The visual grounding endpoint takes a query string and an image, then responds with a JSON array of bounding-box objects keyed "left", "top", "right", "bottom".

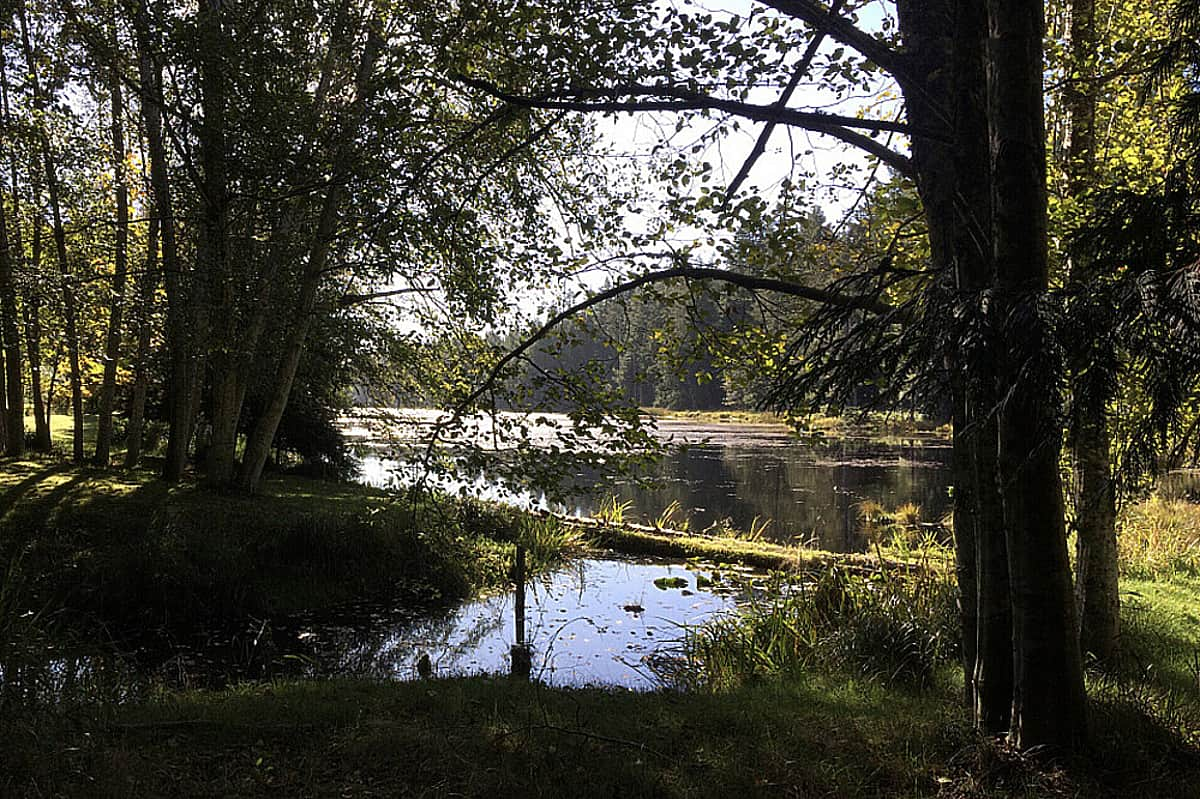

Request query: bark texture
[
  {"left": 987, "top": 0, "right": 1087, "bottom": 750},
  {"left": 1064, "top": 0, "right": 1120, "bottom": 662}
]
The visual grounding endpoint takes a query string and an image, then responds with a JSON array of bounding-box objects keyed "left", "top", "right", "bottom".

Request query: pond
[
  {"left": 355, "top": 414, "right": 953, "bottom": 552},
  {"left": 113, "top": 557, "right": 745, "bottom": 692}
]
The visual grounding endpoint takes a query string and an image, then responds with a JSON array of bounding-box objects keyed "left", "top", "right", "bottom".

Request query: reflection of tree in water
[
  {"left": 296, "top": 598, "right": 511, "bottom": 679},
  {"left": 609, "top": 441, "right": 952, "bottom": 552}
]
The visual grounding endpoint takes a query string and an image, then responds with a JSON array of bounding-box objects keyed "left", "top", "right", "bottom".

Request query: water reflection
[
  {"left": 359, "top": 437, "right": 953, "bottom": 552},
  {"left": 131, "top": 558, "right": 740, "bottom": 691}
]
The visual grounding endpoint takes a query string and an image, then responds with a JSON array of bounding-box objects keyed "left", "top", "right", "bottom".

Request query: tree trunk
[
  {"left": 0, "top": 204, "right": 19, "bottom": 457},
  {"left": 950, "top": 401, "right": 979, "bottom": 708},
  {"left": 895, "top": 0, "right": 1010, "bottom": 733},
  {"left": 238, "top": 23, "right": 383, "bottom": 493},
  {"left": 19, "top": 0, "right": 84, "bottom": 462},
  {"left": 129, "top": 1, "right": 192, "bottom": 482},
  {"left": 123, "top": 214, "right": 159, "bottom": 468},
  {"left": 23, "top": 202, "right": 50, "bottom": 450},
  {"left": 0, "top": 46, "right": 25, "bottom": 456},
  {"left": 987, "top": 0, "right": 1087, "bottom": 751},
  {"left": 1064, "top": 0, "right": 1120, "bottom": 662},
  {"left": 95, "top": 18, "right": 131, "bottom": 467},
  {"left": 1073, "top": 407, "right": 1119, "bottom": 660},
  {"left": 195, "top": 0, "right": 239, "bottom": 488}
]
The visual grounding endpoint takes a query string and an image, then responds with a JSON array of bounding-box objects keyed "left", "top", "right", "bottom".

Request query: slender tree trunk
[
  {"left": 950, "top": 402, "right": 979, "bottom": 707},
  {"left": 95, "top": 19, "right": 131, "bottom": 466},
  {"left": 23, "top": 205, "right": 50, "bottom": 450},
  {"left": 987, "top": 0, "right": 1087, "bottom": 751},
  {"left": 0, "top": 167, "right": 21, "bottom": 459},
  {"left": 238, "top": 22, "right": 382, "bottom": 493},
  {"left": 0, "top": 47, "right": 24, "bottom": 456},
  {"left": 123, "top": 214, "right": 159, "bottom": 468},
  {"left": 0, "top": 345, "right": 8, "bottom": 448},
  {"left": 19, "top": 0, "right": 84, "bottom": 462},
  {"left": 129, "top": 2, "right": 191, "bottom": 482},
  {"left": 1064, "top": 0, "right": 1120, "bottom": 662},
  {"left": 1073, "top": 409, "right": 1119, "bottom": 658}
]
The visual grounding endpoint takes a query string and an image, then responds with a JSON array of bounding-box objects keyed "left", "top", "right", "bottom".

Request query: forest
[{"left": 1, "top": 0, "right": 1199, "bottom": 795}]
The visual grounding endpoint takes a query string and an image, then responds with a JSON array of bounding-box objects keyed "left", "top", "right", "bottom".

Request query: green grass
[
  {"left": 641, "top": 407, "right": 794, "bottom": 425},
  {"left": 23, "top": 412, "right": 98, "bottom": 450},
  {"left": 0, "top": 458, "right": 546, "bottom": 628},
  {"left": 640, "top": 407, "right": 953, "bottom": 441},
  {"left": 1110, "top": 576, "right": 1200, "bottom": 699},
  {"left": 0, "top": 676, "right": 975, "bottom": 797},
  {"left": 5, "top": 658, "right": 1197, "bottom": 798}
]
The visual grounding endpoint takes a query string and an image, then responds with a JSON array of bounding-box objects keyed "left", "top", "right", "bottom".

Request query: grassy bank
[
  {"left": 582, "top": 520, "right": 938, "bottom": 573},
  {"left": 4, "top": 604, "right": 1197, "bottom": 798},
  {"left": 0, "top": 459, "right": 569, "bottom": 630},
  {"left": 642, "top": 407, "right": 952, "bottom": 440}
]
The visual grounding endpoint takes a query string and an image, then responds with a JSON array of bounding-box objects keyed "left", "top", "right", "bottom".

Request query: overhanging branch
[
  {"left": 450, "top": 263, "right": 896, "bottom": 416},
  {"left": 758, "top": 0, "right": 911, "bottom": 84},
  {"left": 725, "top": 0, "right": 848, "bottom": 203},
  {"left": 457, "top": 76, "right": 917, "bottom": 178}
]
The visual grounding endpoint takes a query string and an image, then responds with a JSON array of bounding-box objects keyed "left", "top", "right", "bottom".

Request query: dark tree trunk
[
  {"left": 196, "top": 0, "right": 239, "bottom": 488},
  {"left": 23, "top": 201, "right": 50, "bottom": 450},
  {"left": 895, "top": 0, "right": 1010, "bottom": 733},
  {"left": 0, "top": 204, "right": 19, "bottom": 457},
  {"left": 969, "top": 412, "right": 1011, "bottom": 734},
  {"left": 950, "top": 403, "right": 979, "bottom": 707},
  {"left": 0, "top": 46, "right": 24, "bottom": 456},
  {"left": 95, "top": 18, "right": 131, "bottom": 467},
  {"left": 987, "top": 0, "right": 1087, "bottom": 751},
  {"left": 1073, "top": 408, "right": 1119, "bottom": 659},
  {"left": 123, "top": 214, "right": 159, "bottom": 468}
]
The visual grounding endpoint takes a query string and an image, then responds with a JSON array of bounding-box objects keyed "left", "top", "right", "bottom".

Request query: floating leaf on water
[{"left": 653, "top": 576, "right": 689, "bottom": 590}]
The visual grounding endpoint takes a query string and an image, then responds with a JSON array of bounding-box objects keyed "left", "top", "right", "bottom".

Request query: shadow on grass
[{"left": 0, "top": 462, "right": 72, "bottom": 522}]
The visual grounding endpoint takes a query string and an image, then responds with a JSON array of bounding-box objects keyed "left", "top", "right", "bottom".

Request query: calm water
[
  {"left": 359, "top": 430, "right": 953, "bottom": 552},
  {"left": 118, "top": 558, "right": 742, "bottom": 691}
]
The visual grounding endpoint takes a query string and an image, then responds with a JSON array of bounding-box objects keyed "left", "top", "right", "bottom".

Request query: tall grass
[
  {"left": 1119, "top": 497, "right": 1200, "bottom": 579},
  {"left": 654, "top": 564, "right": 960, "bottom": 692}
]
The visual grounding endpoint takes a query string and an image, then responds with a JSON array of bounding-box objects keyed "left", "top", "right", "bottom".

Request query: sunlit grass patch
[{"left": 1119, "top": 497, "right": 1200, "bottom": 579}]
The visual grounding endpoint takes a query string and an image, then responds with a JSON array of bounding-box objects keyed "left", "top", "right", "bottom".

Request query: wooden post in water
[{"left": 510, "top": 544, "right": 531, "bottom": 679}]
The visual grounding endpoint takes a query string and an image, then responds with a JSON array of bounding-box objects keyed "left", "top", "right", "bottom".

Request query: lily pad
[{"left": 653, "top": 576, "right": 689, "bottom": 590}]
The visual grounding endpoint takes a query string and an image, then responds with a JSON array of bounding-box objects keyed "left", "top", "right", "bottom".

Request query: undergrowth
[{"left": 655, "top": 562, "right": 960, "bottom": 692}]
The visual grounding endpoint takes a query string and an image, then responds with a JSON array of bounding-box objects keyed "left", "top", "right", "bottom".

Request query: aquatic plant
[
  {"left": 517, "top": 516, "right": 583, "bottom": 573},
  {"left": 593, "top": 496, "right": 633, "bottom": 525},
  {"left": 654, "top": 500, "right": 690, "bottom": 532}
]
